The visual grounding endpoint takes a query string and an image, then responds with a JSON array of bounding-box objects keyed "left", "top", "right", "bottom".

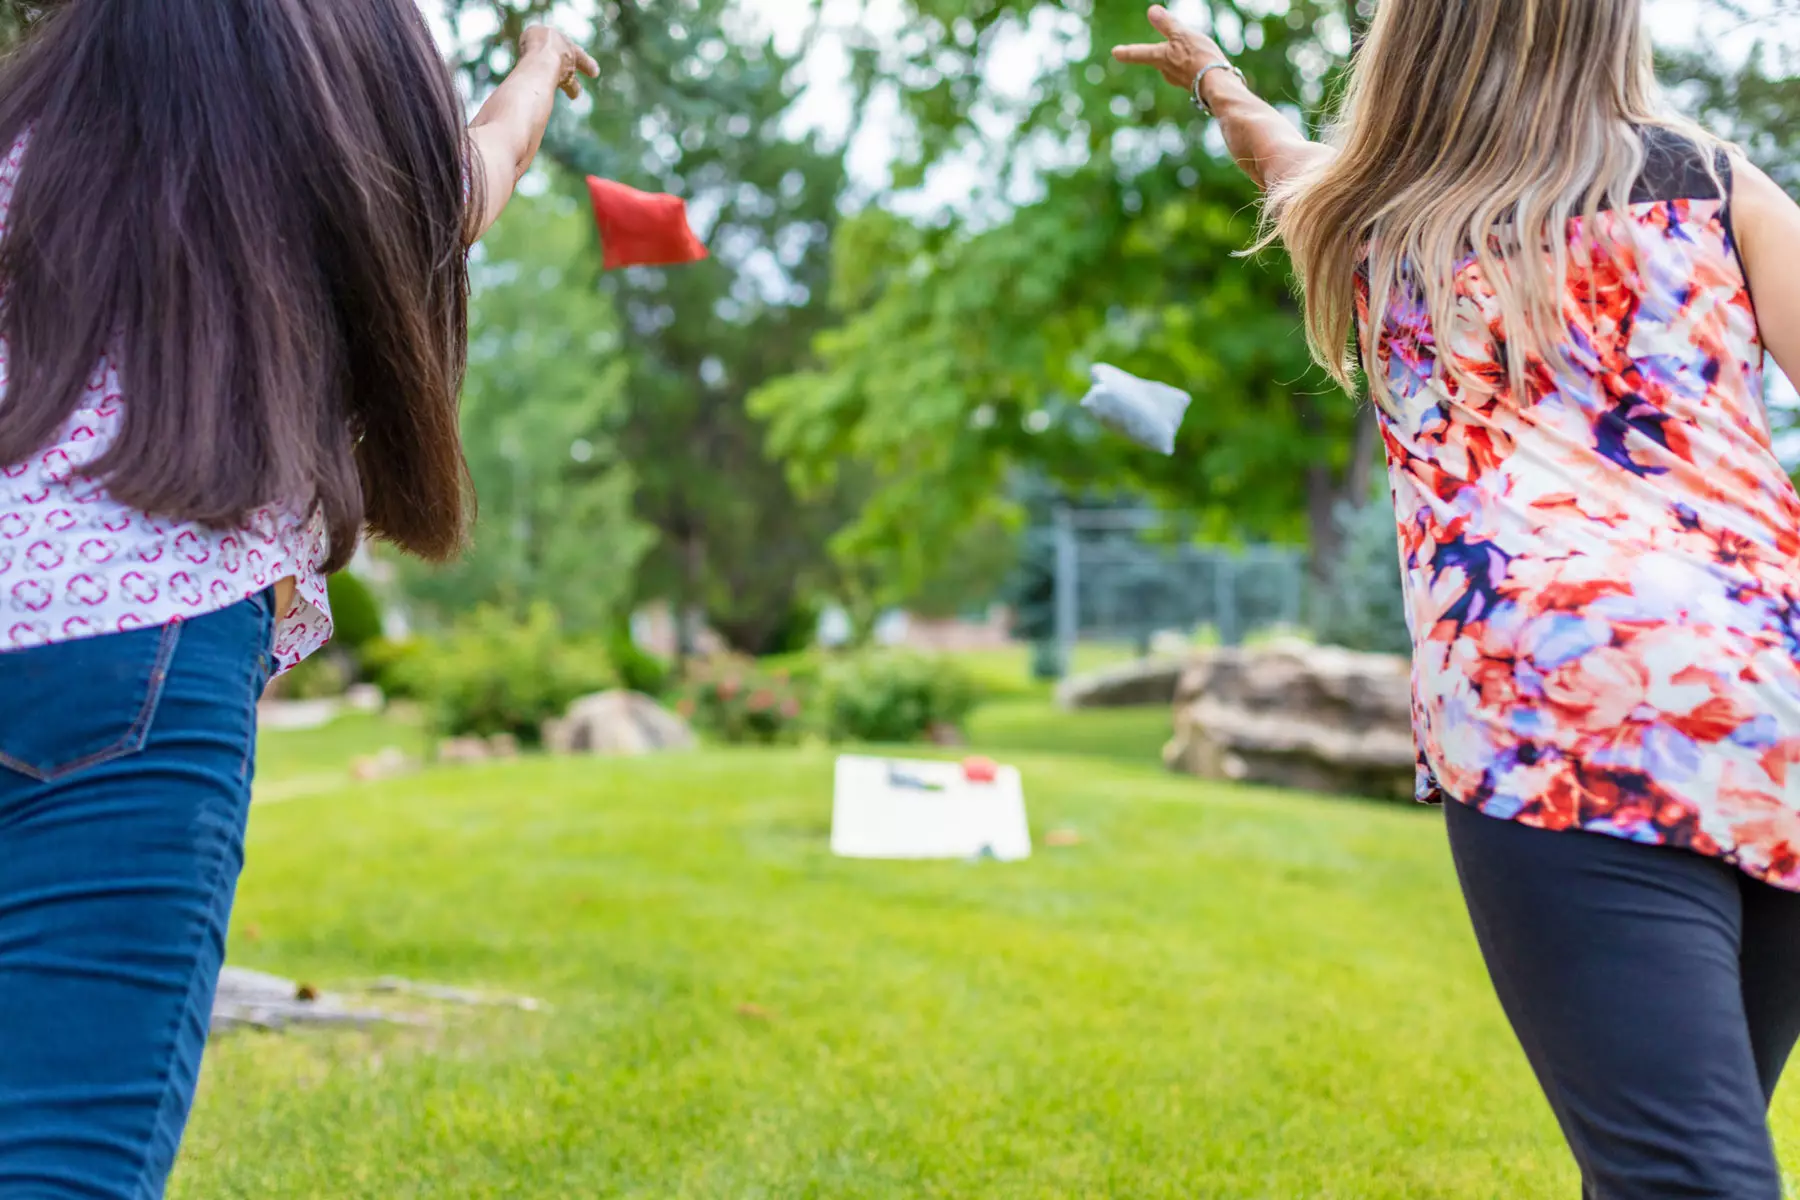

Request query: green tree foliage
[
  {"left": 445, "top": 0, "right": 868, "bottom": 655},
  {"left": 751, "top": 1, "right": 1380, "bottom": 605},
  {"left": 396, "top": 189, "right": 651, "bottom": 632},
  {"left": 1663, "top": 3, "right": 1800, "bottom": 189}
]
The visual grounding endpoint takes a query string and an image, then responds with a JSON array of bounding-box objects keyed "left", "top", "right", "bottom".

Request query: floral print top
[
  {"left": 0, "top": 133, "right": 332, "bottom": 670},
  {"left": 1361, "top": 129, "right": 1800, "bottom": 891}
]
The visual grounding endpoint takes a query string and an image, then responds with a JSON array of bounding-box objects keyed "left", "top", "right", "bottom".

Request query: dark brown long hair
[{"left": 0, "top": 0, "right": 477, "bottom": 572}]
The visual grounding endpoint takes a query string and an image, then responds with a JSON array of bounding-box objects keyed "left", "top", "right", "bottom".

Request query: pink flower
[{"left": 747, "top": 689, "right": 775, "bottom": 713}]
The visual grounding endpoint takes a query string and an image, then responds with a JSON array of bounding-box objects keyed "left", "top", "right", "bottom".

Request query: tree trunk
[{"left": 674, "top": 528, "right": 702, "bottom": 668}]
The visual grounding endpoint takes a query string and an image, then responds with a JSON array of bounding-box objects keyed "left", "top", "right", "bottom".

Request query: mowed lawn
[{"left": 172, "top": 711, "right": 1800, "bottom": 1197}]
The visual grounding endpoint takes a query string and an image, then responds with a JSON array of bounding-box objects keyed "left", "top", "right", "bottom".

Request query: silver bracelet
[{"left": 1191, "top": 61, "right": 1246, "bottom": 116}]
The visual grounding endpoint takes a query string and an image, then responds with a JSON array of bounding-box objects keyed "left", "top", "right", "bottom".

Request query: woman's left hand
[{"left": 1112, "top": 5, "right": 1229, "bottom": 91}]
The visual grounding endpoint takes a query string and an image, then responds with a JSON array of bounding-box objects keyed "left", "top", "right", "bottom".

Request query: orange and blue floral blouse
[{"left": 1362, "top": 128, "right": 1800, "bottom": 891}]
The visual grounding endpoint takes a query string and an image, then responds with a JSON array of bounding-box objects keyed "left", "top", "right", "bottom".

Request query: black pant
[{"left": 1446, "top": 800, "right": 1800, "bottom": 1199}]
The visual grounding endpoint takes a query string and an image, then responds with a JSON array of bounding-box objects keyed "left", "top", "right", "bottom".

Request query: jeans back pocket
[{"left": 0, "top": 622, "right": 183, "bottom": 782}]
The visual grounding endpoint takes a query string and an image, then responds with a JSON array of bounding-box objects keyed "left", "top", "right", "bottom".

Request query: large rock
[
  {"left": 1163, "top": 642, "right": 1415, "bottom": 800},
  {"left": 544, "top": 690, "right": 696, "bottom": 756},
  {"left": 211, "top": 967, "right": 546, "bottom": 1034},
  {"left": 1055, "top": 657, "right": 1188, "bottom": 710}
]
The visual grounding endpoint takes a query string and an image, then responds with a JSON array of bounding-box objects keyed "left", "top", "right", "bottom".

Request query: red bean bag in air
[{"left": 585, "top": 176, "right": 709, "bottom": 272}]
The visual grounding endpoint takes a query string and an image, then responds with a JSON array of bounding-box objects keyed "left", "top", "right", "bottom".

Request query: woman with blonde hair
[{"left": 1118, "top": 2, "right": 1800, "bottom": 1193}]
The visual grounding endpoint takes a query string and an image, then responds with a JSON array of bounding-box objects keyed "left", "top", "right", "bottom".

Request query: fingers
[
  {"left": 1146, "top": 4, "right": 1182, "bottom": 39},
  {"left": 555, "top": 41, "right": 599, "bottom": 102},
  {"left": 1111, "top": 43, "right": 1167, "bottom": 66}
]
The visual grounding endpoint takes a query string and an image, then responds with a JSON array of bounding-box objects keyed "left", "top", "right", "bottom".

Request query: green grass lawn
[
  {"left": 952, "top": 642, "right": 1143, "bottom": 701},
  {"left": 185, "top": 712, "right": 1800, "bottom": 1197},
  {"left": 967, "top": 700, "right": 1173, "bottom": 766}
]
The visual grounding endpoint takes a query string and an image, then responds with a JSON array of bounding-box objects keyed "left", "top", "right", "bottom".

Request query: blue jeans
[{"left": 0, "top": 593, "right": 274, "bottom": 1199}]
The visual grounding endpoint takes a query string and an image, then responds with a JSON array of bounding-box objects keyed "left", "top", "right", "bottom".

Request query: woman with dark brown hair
[{"left": 0, "top": 3, "right": 596, "bottom": 1194}]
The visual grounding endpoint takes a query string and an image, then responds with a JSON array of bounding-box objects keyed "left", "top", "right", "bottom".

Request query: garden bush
[
  {"left": 397, "top": 605, "right": 615, "bottom": 744},
  {"left": 361, "top": 636, "right": 429, "bottom": 702},
  {"left": 675, "top": 657, "right": 806, "bottom": 746},
  {"left": 607, "top": 619, "right": 671, "bottom": 698},
  {"left": 325, "top": 571, "right": 385, "bottom": 664},
  {"left": 272, "top": 650, "right": 351, "bottom": 701},
  {"left": 819, "top": 651, "right": 976, "bottom": 744}
]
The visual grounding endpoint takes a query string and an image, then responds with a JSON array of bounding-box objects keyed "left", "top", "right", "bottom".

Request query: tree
[
  {"left": 445, "top": 0, "right": 871, "bottom": 656},
  {"left": 1662, "top": 3, "right": 1800, "bottom": 191},
  {"left": 750, "top": 0, "right": 1377, "bottom": 608},
  {"left": 394, "top": 189, "right": 650, "bottom": 632}
]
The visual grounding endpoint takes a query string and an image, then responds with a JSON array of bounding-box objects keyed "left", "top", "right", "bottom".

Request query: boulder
[
  {"left": 344, "top": 683, "right": 385, "bottom": 713},
  {"left": 544, "top": 690, "right": 696, "bottom": 757},
  {"left": 1055, "top": 657, "right": 1188, "bottom": 710},
  {"left": 211, "top": 967, "right": 546, "bottom": 1034},
  {"left": 437, "top": 737, "right": 492, "bottom": 765},
  {"left": 1164, "top": 642, "right": 1415, "bottom": 800},
  {"left": 257, "top": 698, "right": 341, "bottom": 732},
  {"left": 350, "top": 746, "right": 416, "bottom": 783}
]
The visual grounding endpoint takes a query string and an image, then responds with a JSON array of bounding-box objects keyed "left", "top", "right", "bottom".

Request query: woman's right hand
[
  {"left": 466, "top": 25, "right": 601, "bottom": 242},
  {"left": 1112, "top": 5, "right": 1229, "bottom": 92},
  {"left": 519, "top": 25, "right": 601, "bottom": 101}
]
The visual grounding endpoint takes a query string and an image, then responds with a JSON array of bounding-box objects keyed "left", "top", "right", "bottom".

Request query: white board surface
[{"left": 830, "top": 755, "right": 1031, "bottom": 862}]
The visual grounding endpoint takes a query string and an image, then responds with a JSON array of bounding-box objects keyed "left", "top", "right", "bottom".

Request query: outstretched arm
[
  {"left": 1112, "top": 5, "right": 1332, "bottom": 193},
  {"left": 465, "top": 26, "right": 600, "bottom": 243}
]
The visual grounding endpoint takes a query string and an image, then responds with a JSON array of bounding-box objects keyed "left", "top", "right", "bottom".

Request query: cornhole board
[{"left": 830, "top": 755, "right": 1032, "bottom": 862}]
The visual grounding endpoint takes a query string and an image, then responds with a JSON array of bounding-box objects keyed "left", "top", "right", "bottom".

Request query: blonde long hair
[{"left": 1267, "top": 0, "right": 1722, "bottom": 410}]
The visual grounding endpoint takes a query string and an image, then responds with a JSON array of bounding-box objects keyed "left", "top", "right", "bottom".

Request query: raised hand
[
  {"left": 519, "top": 25, "right": 600, "bottom": 101},
  {"left": 1111, "top": 5, "right": 1229, "bottom": 91}
]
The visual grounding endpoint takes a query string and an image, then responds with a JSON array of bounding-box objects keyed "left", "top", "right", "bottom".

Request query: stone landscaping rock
[
  {"left": 257, "top": 698, "right": 341, "bottom": 732},
  {"left": 927, "top": 722, "right": 967, "bottom": 747},
  {"left": 437, "top": 737, "right": 492, "bottom": 765},
  {"left": 1055, "top": 658, "right": 1188, "bottom": 710},
  {"left": 344, "top": 683, "right": 385, "bottom": 713},
  {"left": 211, "top": 967, "right": 421, "bottom": 1034},
  {"left": 543, "top": 690, "right": 696, "bottom": 756},
  {"left": 1164, "top": 642, "right": 1415, "bottom": 801},
  {"left": 211, "top": 967, "right": 547, "bottom": 1034},
  {"left": 351, "top": 746, "right": 416, "bottom": 783}
]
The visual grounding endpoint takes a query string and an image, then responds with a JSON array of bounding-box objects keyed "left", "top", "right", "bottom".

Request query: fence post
[
  {"left": 1054, "top": 505, "right": 1078, "bottom": 677},
  {"left": 1214, "top": 552, "right": 1240, "bottom": 646}
]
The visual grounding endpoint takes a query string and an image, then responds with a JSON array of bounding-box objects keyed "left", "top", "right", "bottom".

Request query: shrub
[
  {"left": 676, "top": 656, "right": 806, "bottom": 745},
  {"left": 607, "top": 618, "right": 671, "bottom": 698},
  {"left": 326, "top": 571, "right": 385, "bottom": 662},
  {"left": 273, "top": 650, "right": 351, "bottom": 701},
  {"left": 819, "top": 652, "right": 976, "bottom": 744},
  {"left": 756, "top": 648, "right": 827, "bottom": 693},
  {"left": 361, "top": 636, "right": 429, "bottom": 702},
  {"left": 399, "top": 605, "right": 615, "bottom": 744}
]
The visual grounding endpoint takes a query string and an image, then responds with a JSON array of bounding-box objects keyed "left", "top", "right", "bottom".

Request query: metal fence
[{"left": 1051, "top": 507, "right": 1308, "bottom": 670}]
